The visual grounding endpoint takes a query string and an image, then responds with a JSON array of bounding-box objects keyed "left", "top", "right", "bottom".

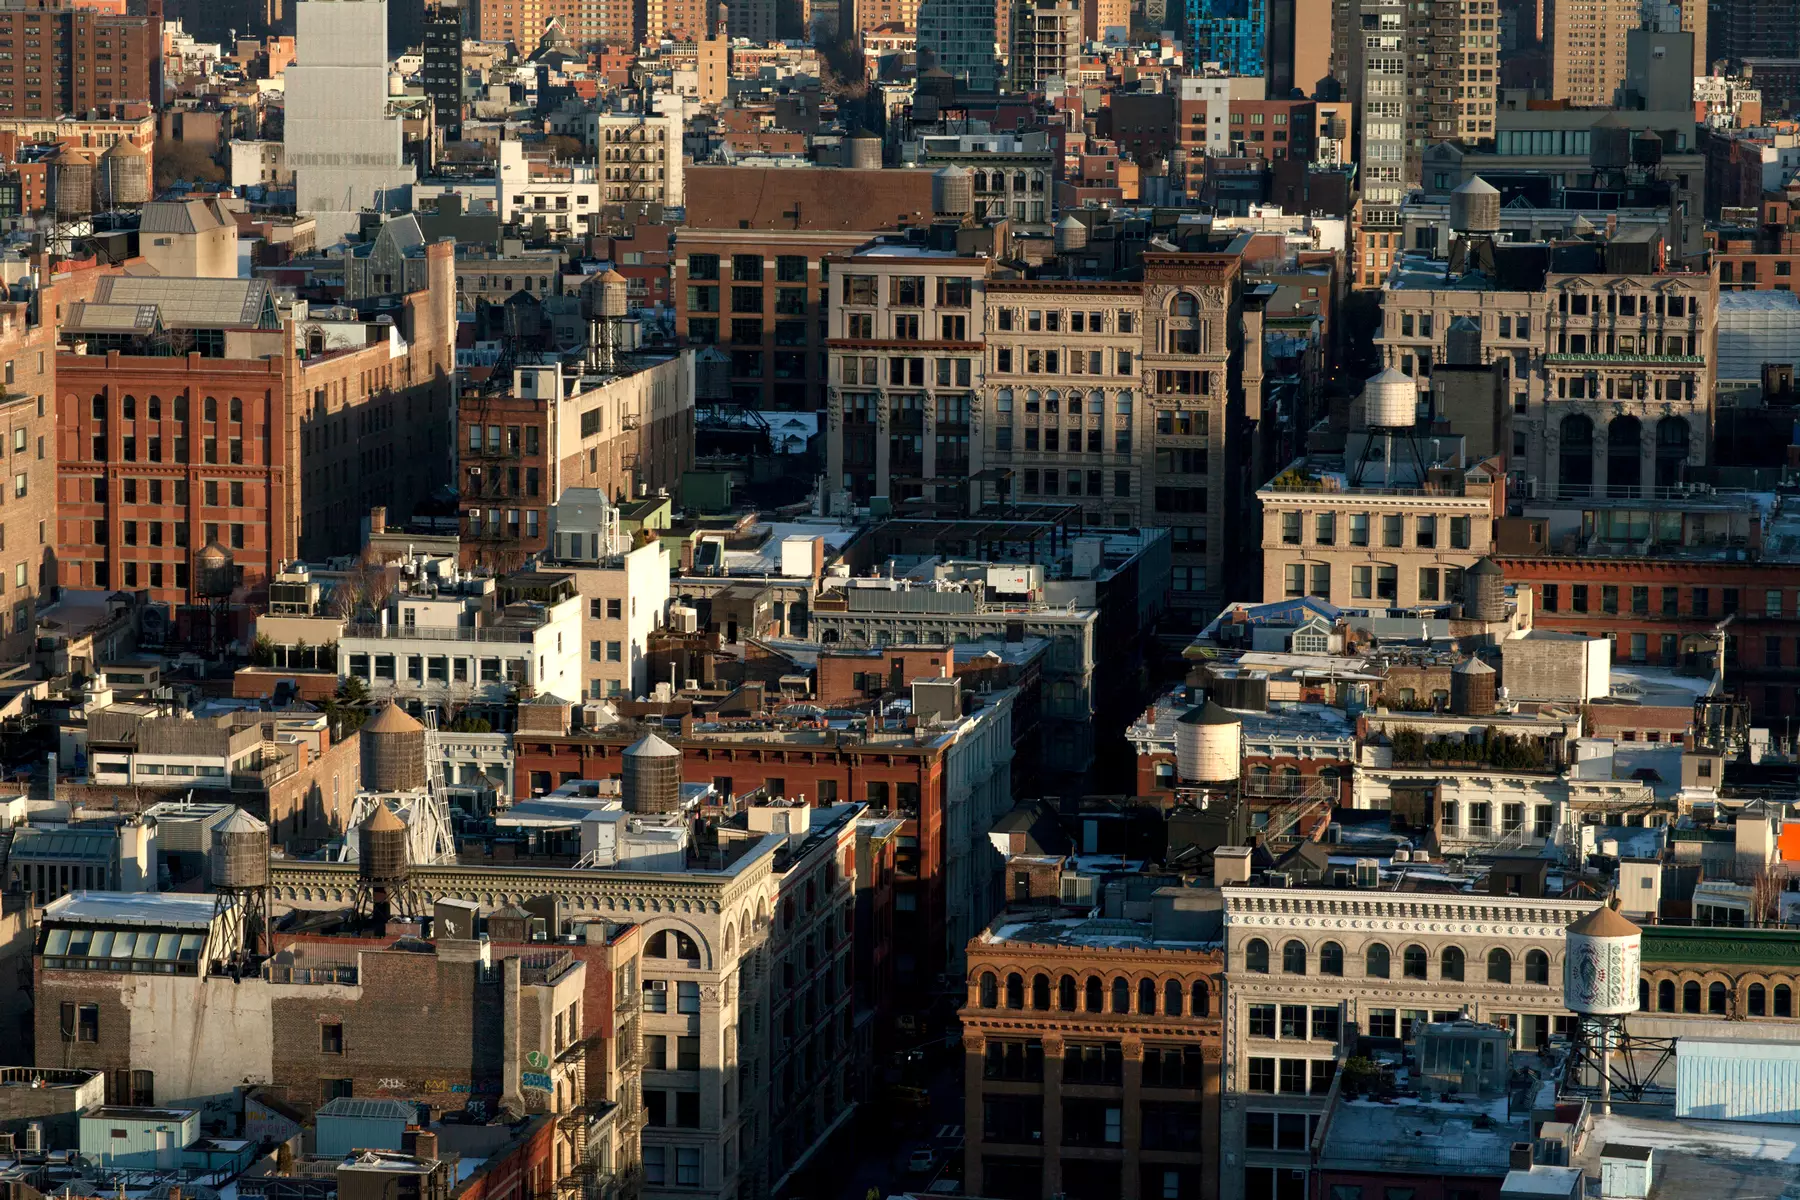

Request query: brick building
[
  {"left": 456, "top": 355, "right": 694, "bottom": 571},
  {"left": 54, "top": 243, "right": 458, "bottom": 605},
  {"left": 961, "top": 902, "right": 1224, "bottom": 1200},
  {"left": 0, "top": 0, "right": 162, "bottom": 118},
  {"left": 0, "top": 289, "right": 56, "bottom": 659},
  {"left": 511, "top": 689, "right": 1015, "bottom": 1016},
  {"left": 676, "top": 167, "right": 935, "bottom": 413}
]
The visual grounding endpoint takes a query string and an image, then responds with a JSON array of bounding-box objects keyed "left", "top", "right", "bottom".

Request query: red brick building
[
  {"left": 0, "top": 0, "right": 162, "bottom": 118},
  {"left": 54, "top": 245, "right": 457, "bottom": 606},
  {"left": 1495, "top": 554, "right": 1800, "bottom": 722}
]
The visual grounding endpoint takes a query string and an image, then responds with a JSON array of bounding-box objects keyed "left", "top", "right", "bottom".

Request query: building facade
[
  {"left": 1218, "top": 884, "right": 1600, "bottom": 1200},
  {"left": 0, "top": 0, "right": 161, "bottom": 119}
]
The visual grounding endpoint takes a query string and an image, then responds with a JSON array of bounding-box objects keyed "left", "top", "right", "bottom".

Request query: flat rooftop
[
  {"left": 981, "top": 913, "right": 1221, "bottom": 952},
  {"left": 1572, "top": 1109, "right": 1800, "bottom": 1196},
  {"left": 1317, "top": 1093, "right": 1534, "bottom": 1177},
  {"left": 43, "top": 892, "right": 221, "bottom": 928}
]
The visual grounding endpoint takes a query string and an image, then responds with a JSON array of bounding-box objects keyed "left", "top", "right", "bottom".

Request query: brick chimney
[{"left": 370, "top": 506, "right": 387, "bottom": 536}]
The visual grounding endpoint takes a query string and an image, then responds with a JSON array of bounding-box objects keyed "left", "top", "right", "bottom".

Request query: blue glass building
[{"left": 1186, "top": 0, "right": 1266, "bottom": 76}]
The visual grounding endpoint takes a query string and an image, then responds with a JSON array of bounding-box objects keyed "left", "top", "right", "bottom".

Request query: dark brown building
[
  {"left": 0, "top": 0, "right": 162, "bottom": 119},
  {"left": 962, "top": 902, "right": 1224, "bottom": 1200}
]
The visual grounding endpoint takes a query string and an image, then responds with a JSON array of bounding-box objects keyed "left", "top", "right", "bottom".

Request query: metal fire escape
[{"left": 554, "top": 989, "right": 644, "bottom": 1200}]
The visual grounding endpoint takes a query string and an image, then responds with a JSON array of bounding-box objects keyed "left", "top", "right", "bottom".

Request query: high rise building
[
  {"left": 0, "top": 0, "right": 162, "bottom": 120},
  {"left": 1714, "top": 0, "right": 1800, "bottom": 71},
  {"left": 1187, "top": 0, "right": 1267, "bottom": 75},
  {"left": 1546, "top": 0, "right": 1639, "bottom": 105},
  {"left": 1266, "top": 0, "right": 1331, "bottom": 95},
  {"left": 1009, "top": 0, "right": 1080, "bottom": 90},
  {"left": 917, "top": 0, "right": 1000, "bottom": 91},
  {"left": 421, "top": 1, "right": 463, "bottom": 144},
  {"left": 1334, "top": 0, "right": 1496, "bottom": 286},
  {"left": 1638, "top": 0, "right": 1707, "bottom": 78},
  {"left": 286, "top": 0, "right": 416, "bottom": 246}
]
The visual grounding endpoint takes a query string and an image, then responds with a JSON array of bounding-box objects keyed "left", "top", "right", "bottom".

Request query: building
[
  {"left": 0, "top": 0, "right": 161, "bottom": 118},
  {"left": 421, "top": 1, "right": 463, "bottom": 144},
  {"left": 961, "top": 899, "right": 1224, "bottom": 1200},
  {"left": 511, "top": 687, "right": 1015, "bottom": 1009},
  {"left": 336, "top": 570, "right": 584, "bottom": 723},
  {"left": 477, "top": 0, "right": 656, "bottom": 44},
  {"left": 588, "top": 108, "right": 685, "bottom": 209},
  {"left": 1334, "top": 0, "right": 1497, "bottom": 283},
  {"left": 1219, "top": 878, "right": 1600, "bottom": 1200},
  {"left": 53, "top": 248, "right": 458, "bottom": 602},
  {"left": 823, "top": 240, "right": 988, "bottom": 511},
  {"left": 0, "top": 287, "right": 56, "bottom": 659},
  {"left": 541, "top": 488, "right": 672, "bottom": 701},
  {"left": 286, "top": 0, "right": 417, "bottom": 246},
  {"left": 1256, "top": 417, "right": 1505, "bottom": 611},
  {"left": 138, "top": 200, "right": 239, "bottom": 279},
  {"left": 1546, "top": 0, "right": 1640, "bottom": 106},
  {"left": 1008, "top": 0, "right": 1079, "bottom": 92},
  {"left": 456, "top": 355, "right": 695, "bottom": 571},
  {"left": 916, "top": 0, "right": 999, "bottom": 92}
]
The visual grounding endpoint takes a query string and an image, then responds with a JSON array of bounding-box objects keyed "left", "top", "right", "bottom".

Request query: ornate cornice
[
  {"left": 1641, "top": 927, "right": 1800, "bottom": 968},
  {"left": 1221, "top": 888, "right": 1597, "bottom": 939},
  {"left": 269, "top": 860, "right": 758, "bottom": 916}
]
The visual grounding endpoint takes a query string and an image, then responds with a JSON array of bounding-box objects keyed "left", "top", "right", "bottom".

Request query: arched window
[
  {"left": 1005, "top": 973, "right": 1024, "bottom": 1009},
  {"left": 1403, "top": 944, "right": 1427, "bottom": 979},
  {"left": 1487, "top": 948, "right": 1512, "bottom": 983},
  {"left": 1282, "top": 940, "right": 1307, "bottom": 975},
  {"left": 204, "top": 395, "right": 218, "bottom": 422},
  {"left": 147, "top": 396, "right": 161, "bottom": 421},
  {"left": 1657, "top": 980, "right": 1675, "bottom": 1011},
  {"left": 1138, "top": 978, "right": 1156, "bottom": 1014},
  {"left": 1031, "top": 974, "right": 1051, "bottom": 1010},
  {"left": 724, "top": 925, "right": 735, "bottom": 955},
  {"left": 1320, "top": 942, "right": 1344, "bottom": 976},
  {"left": 1525, "top": 949, "right": 1550, "bottom": 985},
  {"left": 978, "top": 972, "right": 998, "bottom": 1008},
  {"left": 1059, "top": 975, "right": 1077, "bottom": 1011},
  {"left": 673, "top": 932, "right": 698, "bottom": 960},
  {"left": 229, "top": 397, "right": 243, "bottom": 423},
  {"left": 1441, "top": 946, "right": 1465, "bottom": 982},
  {"left": 1085, "top": 976, "right": 1102, "bottom": 1012},
  {"left": 1709, "top": 982, "right": 1728, "bottom": 1014},
  {"left": 1191, "top": 980, "right": 1210, "bottom": 1017},
  {"left": 1245, "top": 938, "right": 1269, "bottom": 973},
  {"left": 1750, "top": 983, "right": 1767, "bottom": 1017},
  {"left": 122, "top": 395, "right": 135, "bottom": 420},
  {"left": 1778, "top": 985, "right": 1793, "bottom": 1017},
  {"left": 1111, "top": 977, "right": 1129, "bottom": 1014},
  {"left": 1559, "top": 413, "right": 1594, "bottom": 498},
  {"left": 1639, "top": 979, "right": 1650, "bottom": 1014},
  {"left": 1164, "top": 979, "right": 1183, "bottom": 1016},
  {"left": 1366, "top": 944, "right": 1390, "bottom": 978},
  {"left": 1655, "top": 416, "right": 1691, "bottom": 489},
  {"left": 1682, "top": 981, "right": 1701, "bottom": 1013},
  {"left": 1172, "top": 294, "right": 1198, "bottom": 318},
  {"left": 1606, "top": 415, "right": 1642, "bottom": 497}
]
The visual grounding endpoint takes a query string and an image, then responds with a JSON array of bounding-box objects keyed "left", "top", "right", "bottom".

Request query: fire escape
[{"left": 554, "top": 990, "right": 644, "bottom": 1200}]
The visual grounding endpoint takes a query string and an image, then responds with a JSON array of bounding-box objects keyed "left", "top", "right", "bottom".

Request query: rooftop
[
  {"left": 42, "top": 891, "right": 221, "bottom": 929},
  {"left": 1317, "top": 1092, "right": 1536, "bottom": 1178},
  {"left": 1572, "top": 1109, "right": 1800, "bottom": 1195}
]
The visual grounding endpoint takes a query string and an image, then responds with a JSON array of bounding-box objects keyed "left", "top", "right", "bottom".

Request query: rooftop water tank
[
  {"left": 1363, "top": 366, "right": 1417, "bottom": 429},
  {"left": 1173, "top": 701, "right": 1240, "bottom": 784}
]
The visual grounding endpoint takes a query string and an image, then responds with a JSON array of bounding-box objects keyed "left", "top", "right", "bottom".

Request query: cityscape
[{"left": 0, "top": 0, "right": 1788, "bottom": 1198}]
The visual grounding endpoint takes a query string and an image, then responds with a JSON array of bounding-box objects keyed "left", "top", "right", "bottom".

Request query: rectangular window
[{"left": 1247, "top": 1057, "right": 1275, "bottom": 1093}]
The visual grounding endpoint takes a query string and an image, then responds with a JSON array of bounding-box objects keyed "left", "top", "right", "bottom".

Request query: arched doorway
[
  {"left": 1655, "top": 417, "right": 1690, "bottom": 490},
  {"left": 1607, "top": 416, "right": 1642, "bottom": 497},
  {"left": 1559, "top": 414, "right": 1594, "bottom": 498}
]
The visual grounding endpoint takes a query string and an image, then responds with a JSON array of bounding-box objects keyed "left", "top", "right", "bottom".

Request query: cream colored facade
[
  {"left": 566, "top": 540, "right": 670, "bottom": 701},
  {"left": 1219, "top": 886, "right": 1601, "bottom": 1200},
  {"left": 1257, "top": 458, "right": 1501, "bottom": 608}
]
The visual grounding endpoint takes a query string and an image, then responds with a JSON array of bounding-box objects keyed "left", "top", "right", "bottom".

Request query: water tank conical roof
[
  {"left": 932, "top": 164, "right": 972, "bottom": 216},
  {"left": 1174, "top": 700, "right": 1240, "bottom": 783},
  {"left": 622, "top": 731, "right": 683, "bottom": 814},
  {"left": 1449, "top": 176, "right": 1501, "bottom": 234},
  {"left": 194, "top": 540, "right": 236, "bottom": 599},
  {"left": 365, "top": 803, "right": 406, "bottom": 832},
  {"left": 1055, "top": 214, "right": 1088, "bottom": 253},
  {"left": 364, "top": 702, "right": 425, "bottom": 735},
  {"left": 210, "top": 808, "right": 271, "bottom": 889},
  {"left": 1178, "top": 700, "right": 1239, "bottom": 726},
  {"left": 1566, "top": 901, "right": 1641, "bottom": 938},
  {"left": 1363, "top": 366, "right": 1417, "bottom": 429},
  {"left": 1452, "top": 656, "right": 1495, "bottom": 675}
]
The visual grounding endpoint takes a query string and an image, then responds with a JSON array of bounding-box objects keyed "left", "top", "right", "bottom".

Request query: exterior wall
[
  {"left": 961, "top": 938, "right": 1225, "bottom": 1200},
  {"left": 570, "top": 542, "right": 670, "bottom": 701},
  {"left": 1500, "top": 557, "right": 1800, "bottom": 722},
  {"left": 824, "top": 251, "right": 988, "bottom": 511},
  {"left": 0, "top": 6, "right": 160, "bottom": 118},
  {"left": 337, "top": 595, "right": 584, "bottom": 713},
  {"left": 677, "top": 229, "right": 865, "bottom": 412},
  {"left": 56, "top": 353, "right": 287, "bottom": 606},
  {"left": 1256, "top": 478, "right": 1498, "bottom": 608},
  {"left": 459, "top": 389, "right": 553, "bottom": 570},
  {"left": 1548, "top": 0, "right": 1637, "bottom": 107},
  {"left": 1217, "top": 888, "right": 1600, "bottom": 1200},
  {"left": 141, "top": 221, "right": 238, "bottom": 280},
  {"left": 286, "top": 0, "right": 416, "bottom": 246},
  {"left": 590, "top": 113, "right": 684, "bottom": 208},
  {"left": 0, "top": 299, "right": 56, "bottom": 659},
  {"left": 264, "top": 727, "right": 365, "bottom": 846}
]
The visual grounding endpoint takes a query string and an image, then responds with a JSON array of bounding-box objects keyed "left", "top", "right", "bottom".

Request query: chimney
[
  {"left": 1509, "top": 1143, "right": 1534, "bottom": 1171},
  {"left": 370, "top": 506, "right": 387, "bottom": 536},
  {"left": 1214, "top": 846, "right": 1254, "bottom": 885}
]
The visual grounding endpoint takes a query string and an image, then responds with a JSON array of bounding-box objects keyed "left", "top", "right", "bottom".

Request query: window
[
  {"left": 321, "top": 1023, "right": 344, "bottom": 1053},
  {"left": 1282, "top": 940, "right": 1306, "bottom": 974},
  {"left": 1248, "top": 1003, "right": 1276, "bottom": 1038},
  {"left": 1366, "top": 944, "right": 1390, "bottom": 978},
  {"left": 1402, "top": 944, "right": 1427, "bottom": 979},
  {"left": 676, "top": 981, "right": 700, "bottom": 1013},
  {"left": 1441, "top": 946, "right": 1464, "bottom": 981},
  {"left": 1247, "top": 1057, "right": 1275, "bottom": 1093},
  {"left": 1244, "top": 938, "right": 1269, "bottom": 973},
  {"left": 1320, "top": 942, "right": 1343, "bottom": 975},
  {"left": 1525, "top": 949, "right": 1549, "bottom": 985},
  {"left": 1487, "top": 948, "right": 1512, "bottom": 983}
]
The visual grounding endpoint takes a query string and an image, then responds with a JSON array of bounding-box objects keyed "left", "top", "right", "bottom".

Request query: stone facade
[{"left": 1218, "top": 887, "right": 1599, "bottom": 1200}]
